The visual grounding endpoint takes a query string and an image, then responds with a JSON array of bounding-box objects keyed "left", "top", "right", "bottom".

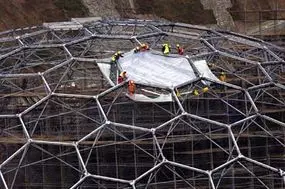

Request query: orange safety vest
[
  {"left": 128, "top": 81, "right": 136, "bottom": 95},
  {"left": 141, "top": 44, "right": 149, "bottom": 51}
]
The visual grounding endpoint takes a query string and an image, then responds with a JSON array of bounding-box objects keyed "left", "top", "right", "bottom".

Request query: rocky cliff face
[
  {"left": 0, "top": 0, "right": 88, "bottom": 31},
  {"left": 82, "top": 0, "right": 120, "bottom": 18},
  {"left": 131, "top": 0, "right": 216, "bottom": 25},
  {"left": 0, "top": 0, "right": 284, "bottom": 33}
]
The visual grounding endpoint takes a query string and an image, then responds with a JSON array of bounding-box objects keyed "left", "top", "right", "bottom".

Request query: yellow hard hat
[
  {"left": 221, "top": 71, "right": 225, "bottom": 75},
  {"left": 202, "top": 87, "right": 209, "bottom": 93},
  {"left": 117, "top": 51, "right": 122, "bottom": 54},
  {"left": 120, "top": 71, "right": 126, "bottom": 77},
  {"left": 176, "top": 44, "right": 180, "bottom": 47}
]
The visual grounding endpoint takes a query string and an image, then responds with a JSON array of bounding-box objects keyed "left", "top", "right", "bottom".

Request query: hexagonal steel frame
[{"left": 0, "top": 18, "right": 284, "bottom": 189}]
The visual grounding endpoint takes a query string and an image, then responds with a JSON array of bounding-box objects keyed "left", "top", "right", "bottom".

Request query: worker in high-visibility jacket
[
  {"left": 176, "top": 44, "right": 184, "bottom": 55},
  {"left": 193, "top": 89, "right": 199, "bottom": 96},
  {"left": 134, "top": 43, "right": 150, "bottom": 53},
  {"left": 110, "top": 51, "right": 124, "bottom": 82},
  {"left": 162, "top": 43, "right": 171, "bottom": 55},
  {"left": 128, "top": 80, "right": 136, "bottom": 95},
  {"left": 118, "top": 71, "right": 127, "bottom": 84},
  {"left": 140, "top": 43, "right": 150, "bottom": 51},
  {"left": 111, "top": 51, "right": 124, "bottom": 63},
  {"left": 202, "top": 87, "right": 209, "bottom": 93}
]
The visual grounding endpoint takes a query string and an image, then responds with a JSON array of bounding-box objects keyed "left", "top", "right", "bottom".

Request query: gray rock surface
[
  {"left": 82, "top": 0, "right": 120, "bottom": 18},
  {"left": 201, "top": 0, "right": 235, "bottom": 30}
]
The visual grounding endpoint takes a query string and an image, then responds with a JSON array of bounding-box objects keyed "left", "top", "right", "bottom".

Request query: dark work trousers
[{"left": 110, "top": 61, "right": 117, "bottom": 84}]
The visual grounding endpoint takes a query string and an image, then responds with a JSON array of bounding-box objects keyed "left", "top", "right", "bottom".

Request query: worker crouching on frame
[
  {"left": 128, "top": 80, "right": 136, "bottom": 95},
  {"left": 110, "top": 51, "right": 124, "bottom": 82},
  {"left": 176, "top": 44, "right": 184, "bottom": 55},
  {"left": 134, "top": 43, "right": 150, "bottom": 53},
  {"left": 162, "top": 43, "right": 171, "bottom": 55},
  {"left": 118, "top": 71, "right": 127, "bottom": 84}
]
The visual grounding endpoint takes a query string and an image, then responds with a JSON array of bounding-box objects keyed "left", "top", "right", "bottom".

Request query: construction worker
[
  {"left": 134, "top": 46, "right": 140, "bottom": 53},
  {"left": 219, "top": 72, "right": 226, "bottom": 82},
  {"left": 111, "top": 51, "right": 124, "bottom": 63},
  {"left": 202, "top": 87, "right": 209, "bottom": 93},
  {"left": 175, "top": 88, "right": 181, "bottom": 97},
  {"left": 134, "top": 43, "right": 150, "bottom": 53},
  {"left": 118, "top": 71, "right": 127, "bottom": 84},
  {"left": 219, "top": 72, "right": 226, "bottom": 91},
  {"left": 110, "top": 51, "right": 124, "bottom": 82},
  {"left": 162, "top": 43, "right": 171, "bottom": 55},
  {"left": 128, "top": 80, "right": 136, "bottom": 95},
  {"left": 176, "top": 44, "right": 184, "bottom": 55},
  {"left": 193, "top": 89, "right": 199, "bottom": 96},
  {"left": 140, "top": 43, "right": 150, "bottom": 51}
]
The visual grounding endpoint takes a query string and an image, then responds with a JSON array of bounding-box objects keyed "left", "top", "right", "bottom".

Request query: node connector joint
[
  {"left": 84, "top": 171, "right": 90, "bottom": 177},
  {"left": 130, "top": 180, "right": 135, "bottom": 186},
  {"left": 206, "top": 170, "right": 212, "bottom": 176},
  {"left": 28, "top": 138, "right": 33, "bottom": 144},
  {"left": 256, "top": 112, "right": 262, "bottom": 117},
  {"left": 238, "top": 154, "right": 245, "bottom": 159},
  {"left": 279, "top": 169, "right": 284, "bottom": 177},
  {"left": 182, "top": 111, "right": 187, "bottom": 116},
  {"left": 73, "top": 141, "right": 78, "bottom": 147}
]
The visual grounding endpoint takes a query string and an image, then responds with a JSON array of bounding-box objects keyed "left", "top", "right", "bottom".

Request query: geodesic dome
[{"left": 0, "top": 18, "right": 284, "bottom": 189}]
